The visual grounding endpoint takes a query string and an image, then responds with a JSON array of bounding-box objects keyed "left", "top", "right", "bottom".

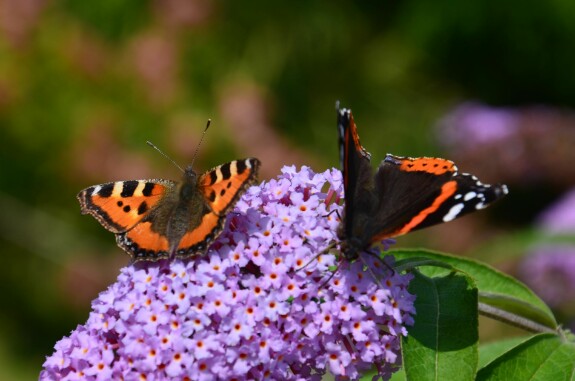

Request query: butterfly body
[
  {"left": 337, "top": 107, "right": 507, "bottom": 261},
  {"left": 78, "top": 158, "right": 260, "bottom": 262}
]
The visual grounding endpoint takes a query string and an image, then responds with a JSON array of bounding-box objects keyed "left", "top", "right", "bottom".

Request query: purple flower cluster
[
  {"left": 41, "top": 166, "right": 415, "bottom": 381},
  {"left": 519, "top": 245, "right": 575, "bottom": 309}
]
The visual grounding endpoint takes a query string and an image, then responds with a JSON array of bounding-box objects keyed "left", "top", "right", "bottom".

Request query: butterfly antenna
[
  {"left": 146, "top": 141, "right": 185, "bottom": 173},
  {"left": 190, "top": 119, "right": 211, "bottom": 169}
]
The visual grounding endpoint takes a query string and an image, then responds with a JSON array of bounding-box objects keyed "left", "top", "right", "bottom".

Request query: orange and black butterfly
[{"left": 78, "top": 141, "right": 260, "bottom": 262}]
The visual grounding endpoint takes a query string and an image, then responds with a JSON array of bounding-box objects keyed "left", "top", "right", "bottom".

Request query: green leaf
[
  {"left": 478, "top": 336, "right": 533, "bottom": 368},
  {"left": 394, "top": 256, "right": 456, "bottom": 272},
  {"left": 477, "top": 333, "right": 575, "bottom": 381},
  {"left": 402, "top": 270, "right": 478, "bottom": 381},
  {"left": 389, "top": 368, "right": 406, "bottom": 381},
  {"left": 390, "top": 249, "right": 557, "bottom": 330}
]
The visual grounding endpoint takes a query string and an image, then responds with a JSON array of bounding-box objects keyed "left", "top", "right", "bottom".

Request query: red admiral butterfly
[{"left": 337, "top": 106, "right": 508, "bottom": 260}]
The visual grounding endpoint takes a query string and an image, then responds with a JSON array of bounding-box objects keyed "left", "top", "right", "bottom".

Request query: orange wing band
[
  {"left": 399, "top": 158, "right": 456, "bottom": 175},
  {"left": 378, "top": 180, "right": 458, "bottom": 240},
  {"left": 124, "top": 221, "right": 170, "bottom": 253},
  {"left": 178, "top": 212, "right": 221, "bottom": 251}
]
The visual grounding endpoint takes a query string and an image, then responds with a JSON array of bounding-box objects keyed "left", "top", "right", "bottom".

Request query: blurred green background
[{"left": 2, "top": 1, "right": 575, "bottom": 379}]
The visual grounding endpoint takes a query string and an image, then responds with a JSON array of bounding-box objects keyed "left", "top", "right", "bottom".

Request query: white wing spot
[
  {"left": 112, "top": 182, "right": 123, "bottom": 197},
  {"left": 230, "top": 161, "right": 238, "bottom": 176},
  {"left": 443, "top": 203, "right": 464, "bottom": 222},
  {"left": 215, "top": 168, "right": 223, "bottom": 182},
  {"left": 134, "top": 181, "right": 146, "bottom": 197},
  {"left": 92, "top": 185, "right": 102, "bottom": 195},
  {"left": 464, "top": 192, "right": 477, "bottom": 201},
  {"left": 454, "top": 194, "right": 462, "bottom": 200}
]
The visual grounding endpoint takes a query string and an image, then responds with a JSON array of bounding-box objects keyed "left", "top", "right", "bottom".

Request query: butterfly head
[
  {"left": 340, "top": 243, "right": 360, "bottom": 262},
  {"left": 184, "top": 165, "right": 197, "bottom": 178},
  {"left": 337, "top": 226, "right": 363, "bottom": 262},
  {"left": 179, "top": 165, "right": 199, "bottom": 200}
]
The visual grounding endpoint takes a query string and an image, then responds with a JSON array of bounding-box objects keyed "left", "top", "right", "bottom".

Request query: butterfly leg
[
  {"left": 316, "top": 258, "right": 342, "bottom": 290},
  {"left": 359, "top": 255, "right": 389, "bottom": 290},
  {"left": 295, "top": 241, "right": 337, "bottom": 272},
  {"left": 365, "top": 248, "right": 395, "bottom": 275},
  {"left": 322, "top": 208, "right": 342, "bottom": 220}
]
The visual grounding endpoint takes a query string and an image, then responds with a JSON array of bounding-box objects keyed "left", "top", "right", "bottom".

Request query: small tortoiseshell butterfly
[
  {"left": 78, "top": 143, "right": 260, "bottom": 262},
  {"left": 337, "top": 106, "right": 508, "bottom": 260}
]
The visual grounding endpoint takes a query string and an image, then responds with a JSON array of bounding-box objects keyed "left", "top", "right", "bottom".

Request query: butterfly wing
[
  {"left": 367, "top": 154, "right": 508, "bottom": 242},
  {"left": 78, "top": 179, "right": 178, "bottom": 261},
  {"left": 174, "top": 158, "right": 261, "bottom": 257},
  {"left": 77, "top": 179, "right": 174, "bottom": 233},
  {"left": 337, "top": 107, "right": 376, "bottom": 241}
]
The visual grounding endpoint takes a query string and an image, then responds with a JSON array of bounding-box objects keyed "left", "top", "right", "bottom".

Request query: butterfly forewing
[
  {"left": 392, "top": 171, "right": 509, "bottom": 236},
  {"left": 77, "top": 180, "right": 174, "bottom": 233},
  {"left": 337, "top": 108, "right": 375, "bottom": 240},
  {"left": 369, "top": 155, "right": 508, "bottom": 241},
  {"left": 199, "top": 159, "right": 260, "bottom": 215},
  {"left": 364, "top": 155, "right": 457, "bottom": 239}
]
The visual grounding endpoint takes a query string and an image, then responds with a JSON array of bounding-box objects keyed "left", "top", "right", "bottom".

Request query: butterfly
[
  {"left": 78, "top": 153, "right": 260, "bottom": 262},
  {"left": 336, "top": 106, "right": 508, "bottom": 260}
]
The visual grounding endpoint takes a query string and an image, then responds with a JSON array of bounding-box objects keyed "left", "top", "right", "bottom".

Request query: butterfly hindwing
[
  {"left": 77, "top": 180, "right": 174, "bottom": 233},
  {"left": 116, "top": 221, "right": 171, "bottom": 261},
  {"left": 175, "top": 212, "right": 222, "bottom": 257}
]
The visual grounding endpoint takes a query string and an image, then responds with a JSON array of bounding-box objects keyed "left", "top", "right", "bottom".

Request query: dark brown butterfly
[{"left": 337, "top": 106, "right": 508, "bottom": 260}]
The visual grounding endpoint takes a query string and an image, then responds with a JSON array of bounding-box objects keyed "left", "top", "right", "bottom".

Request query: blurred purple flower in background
[
  {"left": 40, "top": 166, "right": 415, "bottom": 381},
  {"left": 519, "top": 189, "right": 575, "bottom": 321},
  {"left": 536, "top": 187, "right": 575, "bottom": 235},
  {"left": 436, "top": 102, "right": 519, "bottom": 149},
  {"left": 518, "top": 245, "right": 575, "bottom": 310},
  {"left": 436, "top": 102, "right": 575, "bottom": 188}
]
